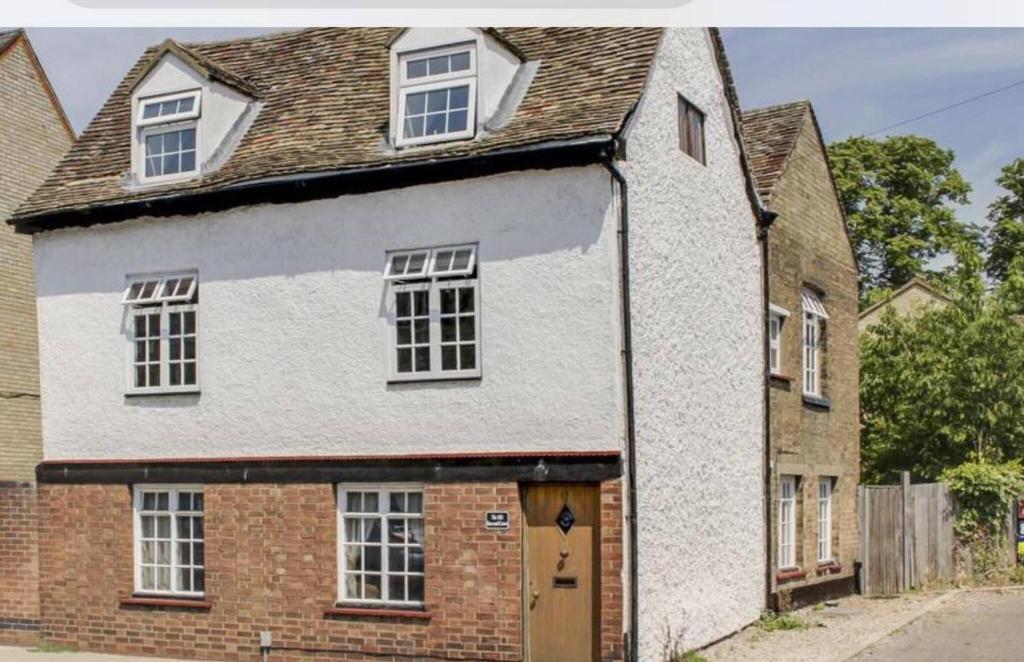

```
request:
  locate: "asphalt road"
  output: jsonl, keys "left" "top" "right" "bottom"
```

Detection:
{"left": 854, "top": 589, "right": 1024, "bottom": 661}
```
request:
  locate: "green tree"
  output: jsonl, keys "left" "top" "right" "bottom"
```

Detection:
{"left": 986, "top": 158, "right": 1024, "bottom": 287}
{"left": 860, "top": 254, "right": 1024, "bottom": 483}
{"left": 827, "top": 135, "right": 980, "bottom": 305}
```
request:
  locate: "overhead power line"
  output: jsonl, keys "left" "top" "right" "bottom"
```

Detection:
{"left": 866, "top": 76, "right": 1024, "bottom": 136}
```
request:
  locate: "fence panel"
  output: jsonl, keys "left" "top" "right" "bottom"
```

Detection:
{"left": 859, "top": 485, "right": 903, "bottom": 596}
{"left": 908, "top": 482, "right": 956, "bottom": 587}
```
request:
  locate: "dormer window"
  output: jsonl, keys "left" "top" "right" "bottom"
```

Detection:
{"left": 136, "top": 90, "right": 201, "bottom": 183}
{"left": 396, "top": 45, "right": 476, "bottom": 147}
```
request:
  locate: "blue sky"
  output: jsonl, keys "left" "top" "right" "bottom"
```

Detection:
{"left": 24, "top": 27, "right": 1024, "bottom": 231}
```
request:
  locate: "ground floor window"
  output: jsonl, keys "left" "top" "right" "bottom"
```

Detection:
{"left": 778, "top": 475, "right": 797, "bottom": 569}
{"left": 338, "top": 484, "right": 425, "bottom": 606}
{"left": 818, "top": 477, "right": 833, "bottom": 562}
{"left": 133, "top": 485, "right": 204, "bottom": 596}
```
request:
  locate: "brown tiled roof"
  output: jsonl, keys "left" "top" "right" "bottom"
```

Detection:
{"left": 740, "top": 100, "right": 811, "bottom": 201}
{"left": 0, "top": 29, "right": 22, "bottom": 55}
{"left": 14, "top": 27, "right": 663, "bottom": 224}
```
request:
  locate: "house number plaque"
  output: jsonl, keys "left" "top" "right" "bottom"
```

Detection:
{"left": 485, "top": 511, "right": 511, "bottom": 530}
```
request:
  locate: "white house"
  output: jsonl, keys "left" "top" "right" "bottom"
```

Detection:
{"left": 13, "top": 27, "right": 768, "bottom": 661}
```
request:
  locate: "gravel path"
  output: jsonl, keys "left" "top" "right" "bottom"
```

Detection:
{"left": 703, "top": 592, "right": 952, "bottom": 662}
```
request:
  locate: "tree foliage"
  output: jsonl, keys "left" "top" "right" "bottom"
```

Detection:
{"left": 860, "top": 256, "right": 1024, "bottom": 483}
{"left": 986, "top": 158, "right": 1024, "bottom": 287}
{"left": 827, "top": 135, "right": 980, "bottom": 304}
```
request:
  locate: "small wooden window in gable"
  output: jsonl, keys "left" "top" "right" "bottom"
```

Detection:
{"left": 678, "top": 95, "right": 706, "bottom": 165}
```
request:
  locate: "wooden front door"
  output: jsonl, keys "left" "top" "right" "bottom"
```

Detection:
{"left": 524, "top": 483, "right": 600, "bottom": 662}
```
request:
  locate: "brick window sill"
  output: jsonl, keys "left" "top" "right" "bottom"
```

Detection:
{"left": 324, "top": 606, "right": 431, "bottom": 621}
{"left": 802, "top": 394, "right": 831, "bottom": 410}
{"left": 120, "top": 596, "right": 211, "bottom": 610}
{"left": 776, "top": 568, "right": 807, "bottom": 582}
{"left": 770, "top": 373, "right": 794, "bottom": 384}
{"left": 816, "top": 561, "right": 844, "bottom": 576}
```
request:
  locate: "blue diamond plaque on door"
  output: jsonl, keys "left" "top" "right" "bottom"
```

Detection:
{"left": 556, "top": 504, "right": 575, "bottom": 534}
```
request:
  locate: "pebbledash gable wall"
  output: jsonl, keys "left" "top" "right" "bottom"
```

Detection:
{"left": 766, "top": 111, "right": 859, "bottom": 607}
{"left": 38, "top": 480, "right": 624, "bottom": 662}
{"left": 0, "top": 32, "right": 73, "bottom": 645}
{"left": 33, "top": 167, "right": 624, "bottom": 460}
{"left": 623, "top": 29, "right": 766, "bottom": 655}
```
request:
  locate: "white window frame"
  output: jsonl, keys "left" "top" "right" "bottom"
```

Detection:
{"left": 136, "top": 90, "right": 202, "bottom": 127}
{"left": 385, "top": 245, "right": 481, "bottom": 382}
{"left": 132, "top": 484, "right": 205, "bottom": 598}
{"left": 139, "top": 121, "right": 200, "bottom": 185}
{"left": 124, "top": 272, "right": 200, "bottom": 395}
{"left": 801, "top": 289, "right": 828, "bottom": 397}
{"left": 818, "top": 477, "right": 834, "bottom": 563}
{"left": 768, "top": 303, "right": 789, "bottom": 376}
{"left": 336, "top": 483, "right": 425, "bottom": 608}
{"left": 779, "top": 475, "right": 797, "bottom": 570}
{"left": 396, "top": 44, "right": 477, "bottom": 148}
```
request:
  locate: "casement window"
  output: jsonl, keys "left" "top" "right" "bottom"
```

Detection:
{"left": 133, "top": 486, "right": 204, "bottom": 597}
{"left": 768, "top": 304, "right": 789, "bottom": 376}
{"left": 123, "top": 273, "right": 199, "bottom": 394}
{"left": 678, "top": 95, "right": 706, "bottom": 164}
{"left": 778, "top": 475, "right": 797, "bottom": 569}
{"left": 396, "top": 45, "right": 476, "bottom": 147}
{"left": 801, "top": 288, "right": 828, "bottom": 397}
{"left": 818, "top": 477, "right": 834, "bottom": 563}
{"left": 136, "top": 90, "right": 201, "bottom": 182}
{"left": 384, "top": 245, "right": 480, "bottom": 382}
{"left": 337, "top": 485, "right": 425, "bottom": 607}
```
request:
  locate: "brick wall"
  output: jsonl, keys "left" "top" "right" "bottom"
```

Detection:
{"left": 38, "top": 480, "right": 624, "bottom": 661}
{"left": 0, "top": 482, "right": 40, "bottom": 645}
{"left": 767, "top": 111, "right": 860, "bottom": 601}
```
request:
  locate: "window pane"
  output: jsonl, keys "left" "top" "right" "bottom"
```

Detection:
{"left": 181, "top": 129, "right": 196, "bottom": 151}
{"left": 414, "top": 347, "right": 430, "bottom": 372}
{"left": 408, "top": 519, "right": 424, "bottom": 545}
{"left": 179, "top": 97, "right": 194, "bottom": 113}
{"left": 389, "top": 575, "right": 406, "bottom": 602}
{"left": 183, "top": 363, "right": 196, "bottom": 385}
{"left": 156, "top": 493, "right": 169, "bottom": 511}
{"left": 447, "top": 110, "right": 467, "bottom": 133}
{"left": 193, "top": 569, "right": 204, "bottom": 593}
{"left": 177, "top": 516, "right": 191, "bottom": 539}
{"left": 441, "top": 317, "right": 456, "bottom": 342}
{"left": 458, "top": 287, "right": 474, "bottom": 313}
{"left": 178, "top": 568, "right": 191, "bottom": 592}
{"left": 396, "top": 291, "right": 410, "bottom": 318}
{"left": 390, "top": 254, "right": 408, "bottom": 276}
{"left": 425, "top": 113, "right": 446, "bottom": 136}
{"left": 407, "top": 92, "right": 426, "bottom": 115}
{"left": 184, "top": 337, "right": 196, "bottom": 360}
{"left": 427, "top": 55, "right": 448, "bottom": 76}
{"left": 459, "top": 316, "right": 475, "bottom": 341}
{"left": 365, "top": 545, "right": 381, "bottom": 572}
{"left": 142, "top": 103, "right": 160, "bottom": 119}
{"left": 408, "top": 576, "right": 424, "bottom": 602}
{"left": 452, "top": 249, "right": 472, "bottom": 271}
{"left": 364, "top": 574, "right": 382, "bottom": 600}
{"left": 407, "top": 493, "right": 423, "bottom": 514}
{"left": 405, "top": 116, "right": 424, "bottom": 138}
{"left": 364, "top": 519, "right": 381, "bottom": 543}
{"left": 441, "top": 346, "right": 457, "bottom": 370}
{"left": 459, "top": 345, "right": 476, "bottom": 370}
{"left": 414, "top": 319, "right": 429, "bottom": 344}
{"left": 440, "top": 289, "right": 456, "bottom": 314}
{"left": 407, "top": 59, "right": 428, "bottom": 79}
{"left": 397, "top": 348, "right": 412, "bottom": 373}
{"left": 163, "top": 154, "right": 180, "bottom": 174}
{"left": 407, "top": 253, "right": 426, "bottom": 273}
{"left": 397, "top": 321, "right": 411, "bottom": 346}
{"left": 194, "top": 541, "right": 204, "bottom": 565}
{"left": 180, "top": 151, "right": 196, "bottom": 173}
{"left": 413, "top": 291, "right": 428, "bottom": 316}
{"left": 142, "top": 566, "right": 154, "bottom": 590}
{"left": 346, "top": 574, "right": 362, "bottom": 600}
{"left": 141, "top": 540, "right": 154, "bottom": 563}
{"left": 449, "top": 85, "right": 469, "bottom": 109}
{"left": 388, "top": 519, "right": 405, "bottom": 543}
{"left": 165, "top": 131, "right": 180, "bottom": 152}
{"left": 409, "top": 547, "right": 425, "bottom": 573}
{"left": 389, "top": 492, "right": 406, "bottom": 513}
{"left": 143, "top": 492, "right": 156, "bottom": 511}
{"left": 450, "top": 51, "right": 470, "bottom": 72}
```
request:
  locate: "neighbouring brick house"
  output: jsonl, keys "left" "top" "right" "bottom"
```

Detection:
{"left": 0, "top": 29, "right": 74, "bottom": 645}
{"left": 10, "top": 28, "right": 770, "bottom": 661}
{"left": 858, "top": 276, "right": 952, "bottom": 332}
{"left": 742, "top": 101, "right": 860, "bottom": 610}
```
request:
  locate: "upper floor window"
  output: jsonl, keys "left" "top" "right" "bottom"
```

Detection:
{"left": 768, "top": 303, "right": 789, "bottom": 377}
{"left": 136, "top": 90, "right": 201, "bottom": 183}
{"left": 678, "top": 95, "right": 705, "bottom": 164}
{"left": 123, "top": 272, "right": 198, "bottom": 395}
{"left": 801, "top": 288, "right": 828, "bottom": 398}
{"left": 384, "top": 244, "right": 480, "bottom": 382}
{"left": 396, "top": 45, "right": 476, "bottom": 147}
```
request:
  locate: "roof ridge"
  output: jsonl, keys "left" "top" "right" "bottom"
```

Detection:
{"left": 742, "top": 99, "right": 812, "bottom": 117}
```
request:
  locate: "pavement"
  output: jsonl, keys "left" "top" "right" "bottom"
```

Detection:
{"left": 0, "top": 647, "right": 195, "bottom": 662}
{"left": 853, "top": 588, "right": 1024, "bottom": 661}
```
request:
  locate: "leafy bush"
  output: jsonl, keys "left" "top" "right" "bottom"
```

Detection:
{"left": 942, "top": 459, "right": 1024, "bottom": 577}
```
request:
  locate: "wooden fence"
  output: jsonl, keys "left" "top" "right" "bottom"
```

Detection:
{"left": 858, "top": 474, "right": 957, "bottom": 596}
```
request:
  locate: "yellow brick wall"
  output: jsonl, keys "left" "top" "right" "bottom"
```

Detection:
{"left": 767, "top": 114, "right": 861, "bottom": 598}
{"left": 0, "top": 38, "right": 73, "bottom": 481}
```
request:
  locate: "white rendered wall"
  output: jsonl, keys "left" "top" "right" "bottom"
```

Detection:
{"left": 34, "top": 167, "right": 625, "bottom": 461}
{"left": 622, "top": 28, "right": 766, "bottom": 654}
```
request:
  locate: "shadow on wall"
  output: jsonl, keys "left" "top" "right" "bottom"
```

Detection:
{"left": 33, "top": 167, "right": 613, "bottom": 299}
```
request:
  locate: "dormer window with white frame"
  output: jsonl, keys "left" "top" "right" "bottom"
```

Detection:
{"left": 384, "top": 244, "right": 480, "bottom": 382}
{"left": 396, "top": 45, "right": 477, "bottom": 147}
{"left": 136, "top": 90, "right": 201, "bottom": 183}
